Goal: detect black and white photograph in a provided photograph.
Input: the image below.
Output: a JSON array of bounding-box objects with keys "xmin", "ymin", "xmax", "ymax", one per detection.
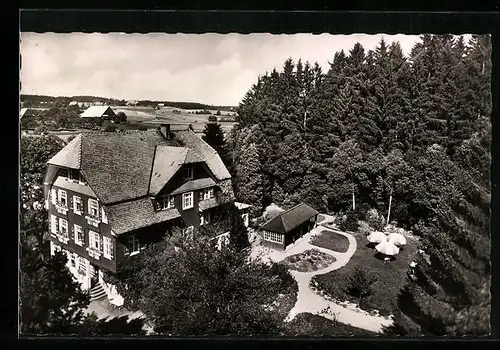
[{"xmin": 19, "ymin": 30, "xmax": 492, "ymax": 337}]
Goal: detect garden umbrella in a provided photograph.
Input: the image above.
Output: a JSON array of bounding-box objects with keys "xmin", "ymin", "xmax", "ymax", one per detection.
[
  {"xmin": 367, "ymin": 231, "xmax": 387, "ymax": 244},
  {"xmin": 387, "ymin": 232, "xmax": 407, "ymax": 246},
  {"xmin": 375, "ymin": 241, "xmax": 400, "ymax": 256}
]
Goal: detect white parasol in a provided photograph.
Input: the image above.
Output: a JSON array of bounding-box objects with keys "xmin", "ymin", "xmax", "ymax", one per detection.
[
  {"xmin": 367, "ymin": 231, "xmax": 387, "ymax": 244},
  {"xmin": 375, "ymin": 241, "xmax": 400, "ymax": 256},
  {"xmin": 387, "ymin": 232, "xmax": 407, "ymax": 246}
]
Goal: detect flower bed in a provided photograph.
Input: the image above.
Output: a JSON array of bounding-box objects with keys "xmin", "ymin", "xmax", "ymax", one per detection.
[{"xmin": 283, "ymin": 249, "xmax": 336, "ymax": 272}]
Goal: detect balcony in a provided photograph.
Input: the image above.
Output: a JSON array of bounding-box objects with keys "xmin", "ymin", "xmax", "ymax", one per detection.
[
  {"xmin": 86, "ymin": 247, "xmax": 101, "ymax": 260},
  {"xmin": 55, "ymin": 232, "xmax": 70, "ymax": 244},
  {"xmin": 54, "ymin": 201, "xmax": 69, "ymax": 215},
  {"xmin": 85, "ymin": 214, "xmax": 101, "ymax": 227}
]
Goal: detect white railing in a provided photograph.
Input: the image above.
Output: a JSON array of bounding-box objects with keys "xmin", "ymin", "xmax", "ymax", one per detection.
[
  {"xmin": 55, "ymin": 202, "xmax": 69, "ymax": 215},
  {"xmin": 86, "ymin": 247, "xmax": 101, "ymax": 259},
  {"xmin": 98, "ymin": 272, "xmax": 124, "ymax": 307},
  {"xmin": 56, "ymin": 233, "xmax": 70, "ymax": 244},
  {"xmin": 85, "ymin": 214, "xmax": 101, "ymax": 227}
]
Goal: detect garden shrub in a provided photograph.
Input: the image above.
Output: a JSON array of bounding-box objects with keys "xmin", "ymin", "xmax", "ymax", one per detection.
[
  {"xmin": 338, "ymin": 209, "xmax": 360, "ymax": 232},
  {"xmin": 344, "ymin": 266, "xmax": 376, "ymax": 302},
  {"xmin": 365, "ymin": 208, "xmax": 386, "ymax": 231}
]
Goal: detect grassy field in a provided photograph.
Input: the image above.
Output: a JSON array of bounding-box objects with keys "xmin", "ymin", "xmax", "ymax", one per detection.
[
  {"xmin": 112, "ymin": 106, "xmax": 237, "ymax": 135},
  {"xmin": 312, "ymin": 232, "xmax": 419, "ymax": 317},
  {"xmin": 310, "ymin": 230, "xmax": 350, "ymax": 253},
  {"xmin": 285, "ymin": 313, "xmax": 377, "ymax": 336}
]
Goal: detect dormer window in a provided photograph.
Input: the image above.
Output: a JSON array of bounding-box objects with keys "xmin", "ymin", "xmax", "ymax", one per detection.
[
  {"xmin": 186, "ymin": 167, "xmax": 194, "ymax": 180},
  {"xmin": 203, "ymin": 188, "xmax": 214, "ymax": 200},
  {"xmin": 159, "ymin": 195, "xmax": 175, "ymax": 210},
  {"xmin": 68, "ymin": 169, "xmax": 80, "ymax": 182},
  {"xmin": 182, "ymin": 192, "xmax": 194, "ymax": 210}
]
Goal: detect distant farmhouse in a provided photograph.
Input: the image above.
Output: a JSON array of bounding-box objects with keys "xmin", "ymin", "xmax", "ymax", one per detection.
[
  {"xmin": 80, "ymin": 106, "xmax": 116, "ymax": 120},
  {"xmin": 126, "ymin": 100, "xmax": 139, "ymax": 106},
  {"xmin": 20, "ymin": 108, "xmax": 35, "ymax": 119}
]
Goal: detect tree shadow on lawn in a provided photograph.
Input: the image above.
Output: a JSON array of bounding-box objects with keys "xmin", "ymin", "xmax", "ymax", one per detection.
[{"xmin": 374, "ymin": 252, "xmax": 396, "ymax": 262}]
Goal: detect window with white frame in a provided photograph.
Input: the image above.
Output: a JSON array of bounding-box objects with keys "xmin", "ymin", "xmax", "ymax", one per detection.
[
  {"xmin": 101, "ymin": 207, "xmax": 108, "ymax": 224},
  {"xmin": 57, "ymin": 189, "xmax": 67, "ymax": 207},
  {"xmin": 182, "ymin": 192, "xmax": 194, "ymax": 210},
  {"xmin": 128, "ymin": 235, "xmax": 140, "ymax": 254},
  {"xmin": 103, "ymin": 236, "xmax": 114, "ymax": 260},
  {"xmin": 89, "ymin": 231, "xmax": 100, "ymax": 251},
  {"xmin": 68, "ymin": 169, "xmax": 80, "ymax": 181},
  {"xmin": 78, "ymin": 256, "xmax": 87, "ymax": 274},
  {"xmin": 69, "ymin": 252, "xmax": 76, "ymax": 267},
  {"xmin": 51, "ymin": 189, "xmax": 57, "ymax": 205},
  {"xmin": 88, "ymin": 199, "xmax": 99, "ymax": 217},
  {"xmin": 58, "ymin": 218, "xmax": 68, "ymax": 238},
  {"xmin": 73, "ymin": 196, "xmax": 82, "ymax": 214},
  {"xmin": 50, "ymin": 214, "xmax": 57, "ymax": 234},
  {"xmin": 74, "ymin": 224, "xmax": 84, "ymax": 245},
  {"xmin": 263, "ymin": 231, "xmax": 283, "ymax": 244},
  {"xmin": 186, "ymin": 167, "xmax": 194, "ymax": 180},
  {"xmin": 159, "ymin": 195, "xmax": 175, "ymax": 210},
  {"xmin": 203, "ymin": 188, "xmax": 214, "ymax": 200}
]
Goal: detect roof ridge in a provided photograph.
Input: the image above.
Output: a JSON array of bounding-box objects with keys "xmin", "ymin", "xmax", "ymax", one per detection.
[
  {"xmin": 147, "ymin": 145, "xmax": 158, "ymax": 195},
  {"xmin": 279, "ymin": 202, "xmax": 305, "ymax": 216}
]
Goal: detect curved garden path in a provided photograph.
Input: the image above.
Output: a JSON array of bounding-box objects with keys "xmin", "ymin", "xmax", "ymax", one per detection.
[{"xmin": 252, "ymin": 216, "xmax": 394, "ymax": 333}]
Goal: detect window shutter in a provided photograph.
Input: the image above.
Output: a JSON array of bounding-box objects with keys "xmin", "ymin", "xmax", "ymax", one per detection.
[
  {"xmin": 51, "ymin": 189, "xmax": 56, "ymax": 205},
  {"xmin": 110, "ymin": 238, "xmax": 114, "ymax": 259},
  {"xmin": 99, "ymin": 235, "xmax": 103, "ymax": 253}
]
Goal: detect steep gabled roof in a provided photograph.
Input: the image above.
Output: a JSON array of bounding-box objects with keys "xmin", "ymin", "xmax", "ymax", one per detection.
[
  {"xmin": 175, "ymin": 130, "xmax": 231, "ymax": 181},
  {"xmin": 148, "ymin": 146, "xmax": 206, "ymax": 196},
  {"xmin": 261, "ymin": 203, "xmax": 319, "ymax": 234},
  {"xmin": 148, "ymin": 146, "xmax": 189, "ymax": 196},
  {"xmin": 46, "ymin": 128, "xmax": 232, "ymax": 207},
  {"xmin": 80, "ymin": 105, "xmax": 115, "ymax": 118},
  {"xmin": 81, "ymin": 131, "xmax": 175, "ymax": 203},
  {"xmin": 47, "ymin": 134, "xmax": 82, "ymax": 170}
]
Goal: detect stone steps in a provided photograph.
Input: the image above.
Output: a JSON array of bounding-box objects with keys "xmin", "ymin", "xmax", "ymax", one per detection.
[{"xmin": 90, "ymin": 282, "xmax": 107, "ymax": 301}]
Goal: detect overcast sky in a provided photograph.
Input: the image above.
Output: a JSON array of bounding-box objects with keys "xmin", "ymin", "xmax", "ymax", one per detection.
[{"xmin": 21, "ymin": 33, "xmax": 448, "ymax": 106}]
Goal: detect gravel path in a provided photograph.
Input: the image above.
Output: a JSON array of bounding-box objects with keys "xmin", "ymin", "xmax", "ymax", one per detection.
[{"xmin": 251, "ymin": 215, "xmax": 394, "ymax": 334}]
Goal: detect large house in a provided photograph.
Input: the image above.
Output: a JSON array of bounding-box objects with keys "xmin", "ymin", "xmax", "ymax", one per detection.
[{"xmin": 44, "ymin": 125, "xmax": 239, "ymax": 305}]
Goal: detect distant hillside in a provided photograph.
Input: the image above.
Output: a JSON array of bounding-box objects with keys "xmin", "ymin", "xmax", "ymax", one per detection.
[{"xmin": 20, "ymin": 94, "xmax": 237, "ymax": 112}]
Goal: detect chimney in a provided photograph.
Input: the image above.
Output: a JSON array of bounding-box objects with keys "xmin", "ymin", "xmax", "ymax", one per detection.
[{"xmin": 160, "ymin": 124, "xmax": 171, "ymax": 140}]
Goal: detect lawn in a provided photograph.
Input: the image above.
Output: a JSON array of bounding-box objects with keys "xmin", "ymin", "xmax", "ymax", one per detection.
[
  {"xmin": 310, "ymin": 230, "xmax": 350, "ymax": 253},
  {"xmin": 312, "ymin": 232, "xmax": 419, "ymax": 317},
  {"xmin": 283, "ymin": 249, "xmax": 336, "ymax": 272},
  {"xmin": 285, "ymin": 313, "xmax": 377, "ymax": 336}
]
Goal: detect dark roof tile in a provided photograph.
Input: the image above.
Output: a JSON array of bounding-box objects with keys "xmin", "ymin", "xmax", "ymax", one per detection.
[
  {"xmin": 261, "ymin": 203, "xmax": 319, "ymax": 234},
  {"xmin": 106, "ymin": 197, "xmax": 181, "ymax": 235}
]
